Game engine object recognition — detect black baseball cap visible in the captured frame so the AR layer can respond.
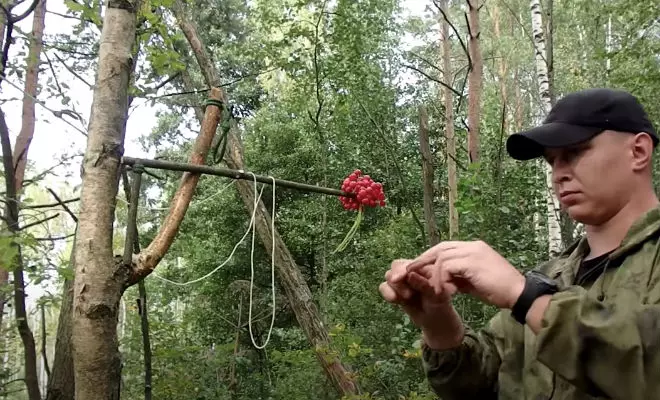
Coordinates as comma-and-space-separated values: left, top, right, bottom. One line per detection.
506, 88, 658, 160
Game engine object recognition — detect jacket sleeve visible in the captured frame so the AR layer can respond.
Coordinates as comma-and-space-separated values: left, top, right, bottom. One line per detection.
535, 286, 660, 400
421, 311, 507, 399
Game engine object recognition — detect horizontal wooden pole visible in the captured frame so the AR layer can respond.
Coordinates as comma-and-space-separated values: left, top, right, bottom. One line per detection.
121, 157, 355, 198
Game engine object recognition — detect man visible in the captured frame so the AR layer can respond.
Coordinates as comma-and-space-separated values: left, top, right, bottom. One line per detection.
379, 88, 660, 399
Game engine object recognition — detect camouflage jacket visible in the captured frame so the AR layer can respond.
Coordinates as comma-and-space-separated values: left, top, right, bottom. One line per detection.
422, 206, 660, 400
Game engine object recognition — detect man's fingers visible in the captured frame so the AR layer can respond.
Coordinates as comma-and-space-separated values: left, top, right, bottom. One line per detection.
389, 259, 412, 282
379, 282, 402, 304
407, 241, 467, 273
406, 272, 436, 297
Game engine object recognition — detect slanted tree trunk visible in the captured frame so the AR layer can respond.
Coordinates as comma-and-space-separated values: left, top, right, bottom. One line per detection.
530, 0, 562, 256
440, 0, 458, 239
170, 1, 359, 395
466, 0, 482, 164
418, 106, 439, 246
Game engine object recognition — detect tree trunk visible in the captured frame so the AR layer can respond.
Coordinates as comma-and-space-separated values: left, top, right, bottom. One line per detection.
466, 0, 482, 164
0, 3, 47, 398
0, 0, 46, 337
121, 171, 153, 400
492, 4, 510, 135
172, 1, 359, 395
418, 106, 439, 246
0, 110, 41, 400
46, 277, 75, 400
530, 0, 562, 256
71, 1, 139, 398
441, 0, 458, 239
545, 0, 556, 105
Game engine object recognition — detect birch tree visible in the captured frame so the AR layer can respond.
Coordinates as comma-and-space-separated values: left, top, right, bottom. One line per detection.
530, 0, 562, 255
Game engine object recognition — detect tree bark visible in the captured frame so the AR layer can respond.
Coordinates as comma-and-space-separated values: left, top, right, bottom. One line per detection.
0, 109, 41, 400
46, 277, 75, 400
466, 0, 482, 164
492, 4, 510, 135
418, 106, 439, 246
172, 1, 359, 395
441, 0, 458, 239
0, 0, 46, 337
71, 1, 139, 398
121, 171, 152, 400
0, 2, 47, 398
530, 0, 562, 256
545, 0, 556, 105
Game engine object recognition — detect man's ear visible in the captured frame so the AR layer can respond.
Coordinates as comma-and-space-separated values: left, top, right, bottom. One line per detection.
631, 132, 655, 172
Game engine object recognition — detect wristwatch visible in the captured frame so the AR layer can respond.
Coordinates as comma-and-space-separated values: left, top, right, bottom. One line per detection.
511, 270, 559, 324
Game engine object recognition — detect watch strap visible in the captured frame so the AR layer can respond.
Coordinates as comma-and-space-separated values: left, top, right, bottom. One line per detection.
511, 272, 558, 324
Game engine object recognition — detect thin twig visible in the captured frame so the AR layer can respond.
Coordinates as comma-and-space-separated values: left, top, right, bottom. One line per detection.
432, 0, 471, 68
23, 197, 79, 209
0, 75, 88, 137
19, 213, 58, 231
403, 64, 462, 97
407, 51, 443, 74
11, 0, 41, 23
46, 188, 77, 223
33, 233, 75, 241
53, 52, 92, 88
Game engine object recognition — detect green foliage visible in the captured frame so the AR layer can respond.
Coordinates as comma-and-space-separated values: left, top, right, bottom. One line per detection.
35, 0, 659, 399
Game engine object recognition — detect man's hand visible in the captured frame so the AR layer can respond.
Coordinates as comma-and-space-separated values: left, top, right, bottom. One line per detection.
407, 240, 526, 310
379, 259, 464, 350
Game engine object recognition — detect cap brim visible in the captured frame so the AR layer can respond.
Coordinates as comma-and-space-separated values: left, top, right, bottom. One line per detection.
506, 122, 603, 160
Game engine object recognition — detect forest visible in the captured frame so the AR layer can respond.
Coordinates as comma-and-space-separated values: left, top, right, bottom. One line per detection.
0, 0, 658, 398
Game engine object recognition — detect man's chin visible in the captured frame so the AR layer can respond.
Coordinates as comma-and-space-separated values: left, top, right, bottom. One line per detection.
564, 205, 608, 226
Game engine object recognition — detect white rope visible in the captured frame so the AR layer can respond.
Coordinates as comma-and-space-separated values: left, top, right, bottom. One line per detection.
248, 172, 277, 350
151, 182, 264, 286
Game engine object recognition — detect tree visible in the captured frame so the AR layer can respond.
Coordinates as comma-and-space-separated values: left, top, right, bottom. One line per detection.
0, 0, 48, 398
530, 0, 562, 256
466, 0, 483, 164
168, 1, 359, 395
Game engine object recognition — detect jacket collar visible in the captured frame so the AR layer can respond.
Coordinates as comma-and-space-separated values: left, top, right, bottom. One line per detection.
551, 205, 660, 286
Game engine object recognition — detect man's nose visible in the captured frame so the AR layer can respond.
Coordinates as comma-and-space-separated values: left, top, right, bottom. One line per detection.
551, 159, 571, 184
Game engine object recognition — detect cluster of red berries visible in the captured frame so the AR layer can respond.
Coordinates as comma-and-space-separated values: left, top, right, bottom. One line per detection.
339, 169, 386, 211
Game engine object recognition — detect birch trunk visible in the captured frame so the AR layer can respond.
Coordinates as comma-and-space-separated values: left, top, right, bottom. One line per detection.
418, 106, 439, 246
172, 1, 359, 395
71, 1, 139, 398
466, 0, 482, 164
530, 0, 562, 256
441, 0, 458, 239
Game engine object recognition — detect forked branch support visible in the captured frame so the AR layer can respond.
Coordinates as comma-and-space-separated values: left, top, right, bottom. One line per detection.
121, 156, 356, 198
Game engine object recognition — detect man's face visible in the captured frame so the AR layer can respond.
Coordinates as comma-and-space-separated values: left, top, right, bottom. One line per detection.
543, 131, 640, 225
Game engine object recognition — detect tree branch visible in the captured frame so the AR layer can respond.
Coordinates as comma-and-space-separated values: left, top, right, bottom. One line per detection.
432, 0, 471, 67
403, 64, 462, 97
407, 51, 443, 74
23, 197, 79, 209
19, 213, 58, 231
11, 0, 40, 23
34, 233, 75, 241
52, 52, 92, 88
132, 88, 224, 281
46, 188, 77, 223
